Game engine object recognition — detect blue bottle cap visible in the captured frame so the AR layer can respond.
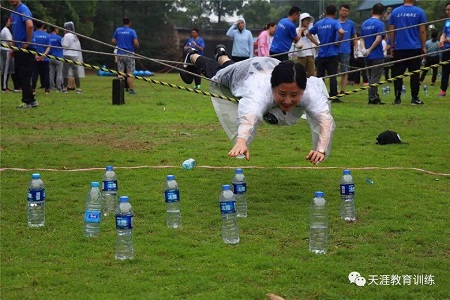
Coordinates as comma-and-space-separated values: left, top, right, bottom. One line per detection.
119, 196, 129, 202
32, 173, 41, 179
167, 175, 175, 180
91, 182, 99, 187
315, 191, 324, 197
222, 184, 231, 191
235, 168, 243, 174
106, 166, 113, 171
343, 170, 351, 175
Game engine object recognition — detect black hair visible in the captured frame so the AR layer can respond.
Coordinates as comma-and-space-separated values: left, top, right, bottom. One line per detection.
288, 6, 301, 16
267, 21, 276, 28
271, 60, 307, 90
431, 31, 438, 41
34, 20, 44, 29
192, 28, 199, 33
340, 4, 350, 10
326, 5, 337, 16
372, 3, 385, 15
49, 25, 58, 32
123, 17, 131, 25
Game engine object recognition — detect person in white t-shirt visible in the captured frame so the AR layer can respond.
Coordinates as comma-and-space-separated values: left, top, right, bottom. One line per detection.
0, 17, 17, 92
292, 13, 317, 77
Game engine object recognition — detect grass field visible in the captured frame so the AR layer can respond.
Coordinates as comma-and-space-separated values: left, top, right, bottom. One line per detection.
1, 72, 449, 299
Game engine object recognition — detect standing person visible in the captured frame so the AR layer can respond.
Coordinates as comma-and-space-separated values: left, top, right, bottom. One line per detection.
382, 35, 392, 81
389, 0, 426, 105
180, 45, 335, 163
0, 16, 18, 92
420, 31, 440, 86
114, 47, 129, 91
226, 17, 253, 62
48, 26, 63, 92
257, 22, 276, 57
62, 21, 82, 94
31, 20, 51, 95
353, 33, 369, 86
293, 13, 316, 77
337, 4, 357, 95
9, 0, 38, 108
361, 3, 386, 105
438, 2, 450, 97
183, 28, 205, 89
270, 6, 302, 61
112, 17, 139, 94
306, 4, 345, 102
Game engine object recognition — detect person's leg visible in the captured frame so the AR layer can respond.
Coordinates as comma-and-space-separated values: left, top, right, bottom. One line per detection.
392, 50, 407, 103
430, 56, 439, 84
368, 60, 385, 104
408, 49, 422, 101
306, 56, 316, 77
126, 58, 135, 92
42, 61, 50, 92
31, 61, 39, 90
327, 57, 339, 98
191, 54, 222, 79
62, 58, 70, 90
339, 53, 350, 93
420, 57, 429, 83
440, 52, 450, 95
315, 57, 325, 78
55, 61, 63, 91
49, 60, 56, 90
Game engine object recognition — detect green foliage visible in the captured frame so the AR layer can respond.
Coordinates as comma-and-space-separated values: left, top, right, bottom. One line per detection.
0, 73, 449, 299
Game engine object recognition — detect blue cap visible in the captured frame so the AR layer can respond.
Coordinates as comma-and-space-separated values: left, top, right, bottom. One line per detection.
222, 184, 231, 191
91, 182, 99, 187
106, 166, 113, 171
119, 196, 129, 202
315, 191, 324, 197
167, 175, 175, 180
235, 168, 243, 174
32, 173, 41, 179
343, 170, 351, 175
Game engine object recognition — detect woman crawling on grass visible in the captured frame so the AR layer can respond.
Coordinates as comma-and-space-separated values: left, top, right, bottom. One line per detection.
180, 45, 335, 165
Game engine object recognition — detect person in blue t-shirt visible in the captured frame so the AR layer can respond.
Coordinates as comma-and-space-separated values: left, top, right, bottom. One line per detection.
48, 26, 63, 92
270, 6, 302, 61
361, 3, 386, 105
31, 20, 51, 94
112, 17, 139, 95
337, 4, 357, 96
306, 5, 344, 101
389, 0, 426, 105
184, 28, 205, 90
438, 2, 450, 97
9, 0, 38, 108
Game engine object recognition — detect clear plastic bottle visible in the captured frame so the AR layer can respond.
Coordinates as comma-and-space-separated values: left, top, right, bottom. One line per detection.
27, 173, 46, 227
386, 85, 390, 94
115, 196, 134, 260
401, 85, 406, 94
83, 182, 102, 237
309, 191, 328, 254
164, 175, 181, 228
340, 169, 356, 222
423, 84, 428, 96
102, 166, 118, 217
232, 168, 247, 218
219, 184, 239, 244
182, 158, 196, 170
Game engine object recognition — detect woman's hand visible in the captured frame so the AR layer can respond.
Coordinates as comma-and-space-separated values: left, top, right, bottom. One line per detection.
306, 150, 325, 165
228, 137, 250, 160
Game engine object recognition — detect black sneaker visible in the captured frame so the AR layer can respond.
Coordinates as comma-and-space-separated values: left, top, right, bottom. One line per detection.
332, 98, 343, 103
214, 44, 228, 62
411, 98, 424, 105
368, 99, 386, 105
392, 98, 401, 105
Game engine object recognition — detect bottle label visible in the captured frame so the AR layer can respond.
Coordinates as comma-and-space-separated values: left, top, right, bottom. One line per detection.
84, 211, 101, 223
340, 184, 355, 195
28, 188, 46, 202
220, 200, 236, 214
233, 183, 246, 194
102, 180, 118, 192
116, 215, 133, 229
165, 189, 180, 203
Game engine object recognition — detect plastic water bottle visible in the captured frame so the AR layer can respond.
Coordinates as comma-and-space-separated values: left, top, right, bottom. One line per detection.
219, 184, 239, 244
340, 169, 356, 222
164, 175, 181, 228
386, 85, 390, 94
83, 182, 102, 237
27, 173, 46, 227
182, 158, 196, 170
309, 191, 328, 254
115, 196, 134, 260
401, 85, 406, 94
232, 168, 247, 217
423, 84, 428, 96
382, 87, 386, 95
102, 166, 118, 216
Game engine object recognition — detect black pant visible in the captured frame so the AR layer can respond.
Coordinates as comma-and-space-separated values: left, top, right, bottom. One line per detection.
231, 56, 249, 63
194, 56, 234, 79
420, 56, 440, 83
32, 60, 50, 90
354, 57, 368, 84
269, 51, 289, 61
441, 51, 450, 92
316, 56, 339, 97
392, 49, 422, 98
14, 51, 36, 103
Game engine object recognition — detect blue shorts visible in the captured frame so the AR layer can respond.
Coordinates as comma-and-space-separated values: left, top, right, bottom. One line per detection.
338, 53, 351, 72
